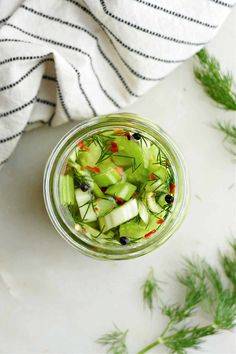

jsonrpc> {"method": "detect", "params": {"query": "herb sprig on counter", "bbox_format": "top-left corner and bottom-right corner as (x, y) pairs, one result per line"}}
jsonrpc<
(98, 240), (236, 354)
(142, 268), (159, 311)
(195, 49), (236, 111)
(194, 49), (236, 156)
(214, 121), (236, 156)
(97, 326), (128, 354)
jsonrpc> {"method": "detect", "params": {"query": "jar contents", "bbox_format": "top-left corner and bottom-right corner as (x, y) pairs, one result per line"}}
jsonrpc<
(59, 128), (175, 246)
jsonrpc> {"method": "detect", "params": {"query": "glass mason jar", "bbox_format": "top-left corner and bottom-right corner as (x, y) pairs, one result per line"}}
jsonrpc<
(43, 113), (190, 260)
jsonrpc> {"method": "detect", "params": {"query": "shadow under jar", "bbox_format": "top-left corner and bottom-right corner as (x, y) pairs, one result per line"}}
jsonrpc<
(43, 113), (190, 260)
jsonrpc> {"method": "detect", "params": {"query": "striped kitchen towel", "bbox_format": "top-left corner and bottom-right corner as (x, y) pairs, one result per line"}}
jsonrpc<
(0, 0), (235, 168)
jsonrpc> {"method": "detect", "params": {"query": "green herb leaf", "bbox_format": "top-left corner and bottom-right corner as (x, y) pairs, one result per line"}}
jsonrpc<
(214, 121), (236, 156)
(97, 325), (128, 354)
(195, 49), (236, 110)
(142, 268), (159, 311)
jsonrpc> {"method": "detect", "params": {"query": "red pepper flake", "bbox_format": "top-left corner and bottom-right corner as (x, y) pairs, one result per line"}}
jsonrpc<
(156, 219), (165, 225)
(110, 141), (119, 153)
(80, 166), (100, 173)
(133, 191), (139, 197)
(95, 207), (99, 211)
(114, 128), (124, 134)
(170, 183), (176, 194)
(123, 132), (132, 140)
(115, 166), (124, 175)
(144, 229), (156, 239)
(115, 197), (125, 205)
(149, 173), (157, 180)
(77, 140), (90, 151)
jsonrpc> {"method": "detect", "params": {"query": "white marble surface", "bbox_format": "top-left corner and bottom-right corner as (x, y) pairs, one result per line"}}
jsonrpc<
(0, 8), (236, 354)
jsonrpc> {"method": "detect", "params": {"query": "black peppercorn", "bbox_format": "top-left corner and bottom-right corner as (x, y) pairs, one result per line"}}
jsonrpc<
(119, 236), (129, 245)
(80, 182), (90, 192)
(133, 132), (141, 140)
(165, 194), (174, 204)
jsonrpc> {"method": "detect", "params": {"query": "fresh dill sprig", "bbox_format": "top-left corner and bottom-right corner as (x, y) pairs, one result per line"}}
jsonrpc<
(98, 240), (236, 354)
(142, 268), (159, 311)
(97, 325), (128, 354)
(214, 121), (236, 156)
(194, 49), (236, 111)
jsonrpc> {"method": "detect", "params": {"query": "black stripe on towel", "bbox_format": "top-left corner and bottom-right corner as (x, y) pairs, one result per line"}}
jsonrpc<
(0, 130), (24, 144)
(5, 23), (124, 104)
(0, 158), (9, 166)
(42, 75), (57, 82)
(0, 97), (35, 119)
(99, 0), (207, 46)
(0, 55), (53, 67)
(36, 97), (56, 107)
(0, 58), (53, 92)
(133, 0), (218, 28)
(209, 0), (234, 7)
(65, 0), (186, 64)
(21, 5), (160, 82)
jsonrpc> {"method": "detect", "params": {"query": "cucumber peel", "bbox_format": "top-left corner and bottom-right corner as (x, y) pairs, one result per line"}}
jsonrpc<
(60, 173), (75, 205)
(102, 199), (139, 231)
(106, 182), (136, 201)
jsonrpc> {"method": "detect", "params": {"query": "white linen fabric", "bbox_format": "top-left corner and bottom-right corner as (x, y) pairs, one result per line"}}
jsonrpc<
(0, 0), (235, 167)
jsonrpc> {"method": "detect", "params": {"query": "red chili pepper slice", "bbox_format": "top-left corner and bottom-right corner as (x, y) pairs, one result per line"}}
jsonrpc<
(170, 183), (176, 194)
(149, 173), (157, 180)
(156, 219), (165, 225)
(77, 141), (90, 151)
(80, 166), (100, 173)
(115, 197), (125, 204)
(110, 141), (119, 153)
(123, 132), (132, 140)
(144, 229), (156, 239)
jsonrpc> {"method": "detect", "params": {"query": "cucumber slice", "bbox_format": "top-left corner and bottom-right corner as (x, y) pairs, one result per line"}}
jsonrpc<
(125, 164), (150, 184)
(93, 183), (104, 197)
(146, 192), (163, 214)
(75, 188), (97, 222)
(151, 165), (169, 181)
(75, 189), (91, 207)
(112, 136), (143, 167)
(60, 174), (75, 205)
(119, 215), (157, 240)
(145, 179), (168, 192)
(79, 142), (101, 166)
(94, 198), (116, 217)
(93, 164), (121, 187)
(157, 193), (168, 208)
(102, 199), (139, 231)
(68, 147), (79, 162)
(138, 201), (149, 224)
(82, 224), (113, 238)
(106, 182), (136, 201)
(79, 204), (97, 222)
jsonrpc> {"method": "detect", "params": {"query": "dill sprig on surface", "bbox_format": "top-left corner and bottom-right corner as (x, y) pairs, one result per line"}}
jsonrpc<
(194, 49), (236, 111)
(142, 268), (159, 311)
(97, 325), (128, 354)
(98, 240), (236, 354)
(214, 121), (236, 156)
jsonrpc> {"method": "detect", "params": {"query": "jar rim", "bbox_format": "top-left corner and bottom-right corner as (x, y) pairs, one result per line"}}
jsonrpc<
(43, 113), (190, 260)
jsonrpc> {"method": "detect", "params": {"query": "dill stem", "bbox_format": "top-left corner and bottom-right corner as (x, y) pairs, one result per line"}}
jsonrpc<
(137, 324), (217, 354)
(137, 338), (162, 354)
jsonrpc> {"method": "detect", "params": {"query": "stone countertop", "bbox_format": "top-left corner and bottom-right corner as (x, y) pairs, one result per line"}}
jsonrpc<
(0, 7), (235, 354)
